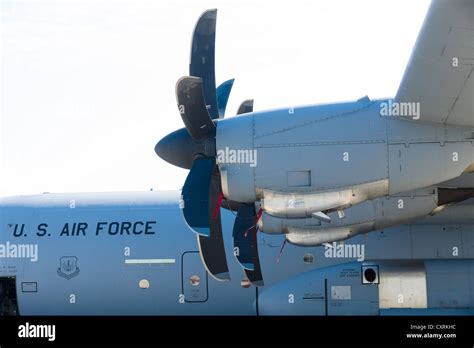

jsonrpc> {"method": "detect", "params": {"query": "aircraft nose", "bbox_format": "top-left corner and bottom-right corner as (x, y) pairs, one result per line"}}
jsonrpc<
(155, 127), (201, 169)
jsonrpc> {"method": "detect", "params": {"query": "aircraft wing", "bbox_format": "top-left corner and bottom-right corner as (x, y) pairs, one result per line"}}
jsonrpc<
(395, 0), (474, 127)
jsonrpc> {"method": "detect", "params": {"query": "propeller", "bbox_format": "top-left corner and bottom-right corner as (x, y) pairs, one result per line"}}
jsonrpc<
(176, 9), (230, 281)
(233, 100), (263, 285)
(236, 99), (254, 115)
(155, 9), (263, 285)
(216, 79), (235, 118)
(233, 204), (264, 286)
(189, 9), (219, 120)
(154, 78), (234, 170)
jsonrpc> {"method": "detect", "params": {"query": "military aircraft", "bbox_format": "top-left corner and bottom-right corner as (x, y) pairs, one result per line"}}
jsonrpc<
(1, 187), (474, 315)
(156, 0), (473, 284)
(0, 0), (473, 315)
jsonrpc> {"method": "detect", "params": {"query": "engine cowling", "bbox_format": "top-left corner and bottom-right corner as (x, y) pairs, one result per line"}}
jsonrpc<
(216, 99), (474, 214)
(258, 188), (450, 246)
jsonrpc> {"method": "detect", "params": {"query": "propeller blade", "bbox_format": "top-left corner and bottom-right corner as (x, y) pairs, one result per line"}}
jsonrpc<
(233, 204), (257, 270)
(221, 198), (241, 212)
(181, 157), (215, 236)
(190, 9), (219, 120)
(198, 234), (230, 281)
(176, 76), (216, 141)
(233, 204), (264, 285)
(244, 241), (264, 286)
(197, 167), (231, 281)
(216, 79), (235, 117)
(236, 99), (254, 115)
(232, 204), (264, 282)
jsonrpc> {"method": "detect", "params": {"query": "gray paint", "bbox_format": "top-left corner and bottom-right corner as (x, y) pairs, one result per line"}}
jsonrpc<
(216, 97), (473, 207)
(1, 191), (473, 315)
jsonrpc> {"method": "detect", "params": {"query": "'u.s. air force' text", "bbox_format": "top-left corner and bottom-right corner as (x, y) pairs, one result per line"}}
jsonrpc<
(9, 221), (156, 237)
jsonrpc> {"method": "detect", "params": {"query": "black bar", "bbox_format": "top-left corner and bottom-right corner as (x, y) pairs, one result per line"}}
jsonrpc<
(0, 316), (473, 346)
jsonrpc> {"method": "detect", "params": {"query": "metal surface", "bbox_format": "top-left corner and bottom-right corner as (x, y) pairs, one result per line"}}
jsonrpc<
(378, 262), (427, 309)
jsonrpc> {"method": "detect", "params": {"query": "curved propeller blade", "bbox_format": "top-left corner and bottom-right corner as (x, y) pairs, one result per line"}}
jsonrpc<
(237, 99), (254, 115)
(182, 157), (215, 236)
(190, 9), (219, 120)
(176, 76), (216, 141)
(198, 234), (230, 281)
(197, 169), (230, 281)
(244, 242), (264, 286)
(216, 79), (235, 117)
(233, 204), (257, 270)
(232, 204), (264, 285)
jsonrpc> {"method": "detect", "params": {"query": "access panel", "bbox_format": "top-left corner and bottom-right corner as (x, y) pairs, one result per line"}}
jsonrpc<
(181, 251), (208, 303)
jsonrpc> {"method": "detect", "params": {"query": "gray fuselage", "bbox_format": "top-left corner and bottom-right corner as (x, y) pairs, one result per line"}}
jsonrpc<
(1, 191), (473, 315)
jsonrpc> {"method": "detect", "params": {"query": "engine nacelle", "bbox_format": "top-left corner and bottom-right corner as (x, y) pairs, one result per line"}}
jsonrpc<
(260, 180), (388, 219)
(258, 188), (445, 246)
(216, 99), (474, 209)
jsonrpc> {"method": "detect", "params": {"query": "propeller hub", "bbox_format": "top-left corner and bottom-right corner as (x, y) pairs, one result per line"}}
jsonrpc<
(155, 127), (216, 169)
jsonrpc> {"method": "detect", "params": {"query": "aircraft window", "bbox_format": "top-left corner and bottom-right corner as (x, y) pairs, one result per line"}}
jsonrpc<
(240, 278), (251, 288)
(139, 279), (150, 289)
(189, 275), (200, 287)
(303, 253), (314, 264)
(364, 268), (376, 283)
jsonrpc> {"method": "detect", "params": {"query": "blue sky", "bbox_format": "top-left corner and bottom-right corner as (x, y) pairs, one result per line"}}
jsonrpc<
(0, 0), (430, 196)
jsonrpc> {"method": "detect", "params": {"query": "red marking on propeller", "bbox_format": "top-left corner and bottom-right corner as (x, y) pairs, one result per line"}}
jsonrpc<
(252, 225), (259, 243)
(277, 239), (287, 263)
(212, 191), (224, 219)
(256, 208), (263, 222)
(244, 208), (264, 238)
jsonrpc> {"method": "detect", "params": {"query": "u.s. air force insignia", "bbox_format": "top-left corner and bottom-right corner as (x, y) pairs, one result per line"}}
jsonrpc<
(57, 256), (80, 280)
